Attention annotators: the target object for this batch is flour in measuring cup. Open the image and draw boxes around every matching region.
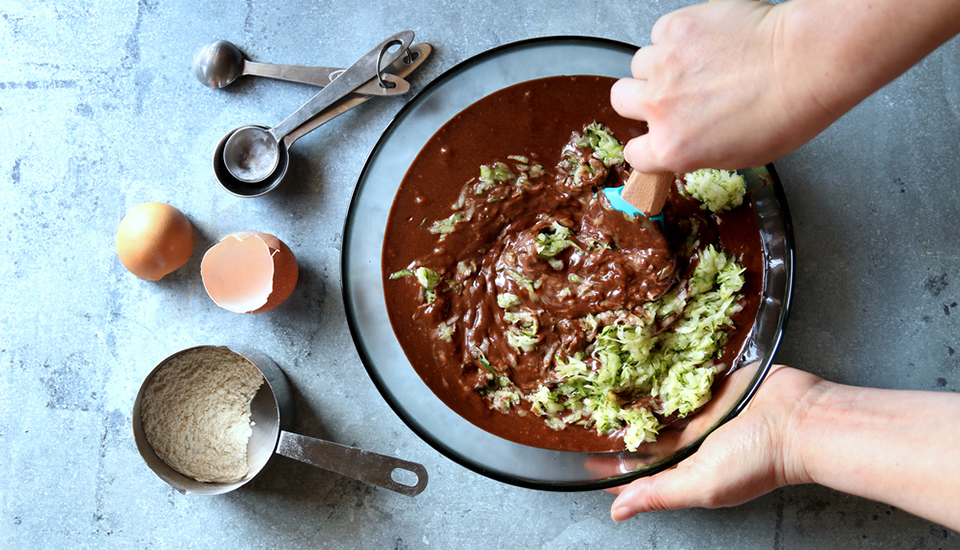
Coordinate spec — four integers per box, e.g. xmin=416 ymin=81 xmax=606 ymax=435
xmin=141 ymin=347 xmax=264 ymax=483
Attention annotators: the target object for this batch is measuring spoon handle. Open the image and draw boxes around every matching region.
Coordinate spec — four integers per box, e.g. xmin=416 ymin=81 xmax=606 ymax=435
xmin=282 ymin=43 xmax=432 ymax=148
xmin=276 ymin=431 xmax=428 ymax=496
xmin=242 ymin=59 xmax=408 ymax=96
xmin=268 ymin=30 xmax=414 ymax=141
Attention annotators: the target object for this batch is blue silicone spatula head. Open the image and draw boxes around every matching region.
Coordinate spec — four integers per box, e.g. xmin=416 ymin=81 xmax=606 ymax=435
xmin=601 ymin=171 xmax=673 ymax=224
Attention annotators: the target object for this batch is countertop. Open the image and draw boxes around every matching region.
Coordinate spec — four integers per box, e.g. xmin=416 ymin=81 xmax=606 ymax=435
xmin=2 ymin=0 xmax=959 ymax=548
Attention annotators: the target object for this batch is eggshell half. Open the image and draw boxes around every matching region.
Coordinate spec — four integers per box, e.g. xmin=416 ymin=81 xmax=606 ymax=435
xmin=200 ymin=232 xmax=298 ymax=313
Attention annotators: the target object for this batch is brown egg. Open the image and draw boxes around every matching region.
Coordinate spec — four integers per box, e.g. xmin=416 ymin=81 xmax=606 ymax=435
xmin=116 ymin=202 xmax=195 ymax=281
xmin=200 ymin=232 xmax=298 ymax=313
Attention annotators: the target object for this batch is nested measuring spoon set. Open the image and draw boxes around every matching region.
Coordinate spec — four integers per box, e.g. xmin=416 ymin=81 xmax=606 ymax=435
xmin=194 ymin=30 xmax=432 ymax=197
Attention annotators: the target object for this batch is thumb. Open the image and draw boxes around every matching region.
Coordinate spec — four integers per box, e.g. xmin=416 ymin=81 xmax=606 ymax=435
xmin=622 ymin=135 xmax=659 ymax=174
xmin=610 ymin=465 xmax=707 ymax=521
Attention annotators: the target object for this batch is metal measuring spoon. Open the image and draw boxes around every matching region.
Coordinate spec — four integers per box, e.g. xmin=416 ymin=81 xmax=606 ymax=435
xmin=212 ymin=42 xmax=432 ymax=198
xmin=222 ymin=30 xmax=414 ymax=184
xmin=193 ymin=39 xmax=408 ymax=96
xmin=133 ymin=346 xmax=428 ymax=496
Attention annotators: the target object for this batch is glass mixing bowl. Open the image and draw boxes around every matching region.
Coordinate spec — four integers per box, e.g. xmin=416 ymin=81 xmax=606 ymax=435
xmin=341 ymin=36 xmax=794 ymax=490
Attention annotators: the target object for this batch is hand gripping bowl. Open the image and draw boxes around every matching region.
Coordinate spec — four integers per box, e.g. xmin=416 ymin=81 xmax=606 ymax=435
xmin=341 ymin=36 xmax=794 ymax=491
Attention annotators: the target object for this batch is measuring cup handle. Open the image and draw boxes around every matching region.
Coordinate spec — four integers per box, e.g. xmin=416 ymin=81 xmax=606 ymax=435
xmin=243 ymin=59 xmax=341 ymax=87
xmin=268 ymin=30 xmax=414 ymax=141
xmin=281 ymin=43 xmax=432 ymax=148
xmin=276 ymin=431 xmax=428 ymax=496
xmin=243 ymin=60 xmax=409 ymax=96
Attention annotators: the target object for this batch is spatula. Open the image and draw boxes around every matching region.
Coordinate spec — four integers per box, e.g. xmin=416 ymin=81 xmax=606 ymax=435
xmin=602 ymin=171 xmax=674 ymax=222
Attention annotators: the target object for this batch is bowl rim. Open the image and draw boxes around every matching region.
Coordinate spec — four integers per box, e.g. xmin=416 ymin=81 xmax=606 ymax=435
xmin=340 ymin=35 xmax=795 ymax=491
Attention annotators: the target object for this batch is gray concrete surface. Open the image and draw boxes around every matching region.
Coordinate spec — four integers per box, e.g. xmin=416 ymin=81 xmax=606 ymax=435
xmin=2 ymin=0 xmax=959 ymax=548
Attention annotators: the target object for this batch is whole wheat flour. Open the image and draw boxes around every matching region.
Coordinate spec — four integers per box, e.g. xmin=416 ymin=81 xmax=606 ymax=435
xmin=141 ymin=346 xmax=264 ymax=483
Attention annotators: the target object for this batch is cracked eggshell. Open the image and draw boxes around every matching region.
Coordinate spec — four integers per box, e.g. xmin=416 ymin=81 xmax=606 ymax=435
xmin=200 ymin=231 xmax=298 ymax=314
xmin=115 ymin=202 xmax=195 ymax=281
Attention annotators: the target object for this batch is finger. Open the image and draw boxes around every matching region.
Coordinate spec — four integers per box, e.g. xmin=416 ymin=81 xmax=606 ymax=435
xmin=622 ymin=135 xmax=667 ymax=174
xmin=610 ymin=466 xmax=705 ymax=521
xmin=650 ymin=9 xmax=670 ymax=45
xmin=630 ymin=45 xmax=657 ymax=79
xmin=603 ymin=462 xmax=680 ymax=497
xmin=649 ymin=7 xmax=680 ymax=44
xmin=609 ymin=78 xmax=648 ymax=121
xmin=651 ymin=0 xmax=723 ymax=44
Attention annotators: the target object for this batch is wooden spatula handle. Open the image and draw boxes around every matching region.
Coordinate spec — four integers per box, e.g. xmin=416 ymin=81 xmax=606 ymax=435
xmin=620 ymin=171 xmax=674 ymax=216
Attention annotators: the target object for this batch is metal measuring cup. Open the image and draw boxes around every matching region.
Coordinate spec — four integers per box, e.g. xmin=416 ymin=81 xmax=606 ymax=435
xmin=132 ymin=345 xmax=428 ymax=496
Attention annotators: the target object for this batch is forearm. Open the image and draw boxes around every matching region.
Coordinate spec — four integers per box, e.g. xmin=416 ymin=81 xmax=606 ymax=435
xmin=786 ymin=380 xmax=960 ymax=530
xmin=779 ymin=0 xmax=960 ymax=117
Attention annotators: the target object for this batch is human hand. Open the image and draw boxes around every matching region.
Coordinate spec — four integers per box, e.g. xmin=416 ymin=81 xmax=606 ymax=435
xmin=611 ymin=0 xmax=960 ymax=173
xmin=610 ymin=0 xmax=835 ymax=173
xmin=608 ymin=365 xmax=823 ymax=521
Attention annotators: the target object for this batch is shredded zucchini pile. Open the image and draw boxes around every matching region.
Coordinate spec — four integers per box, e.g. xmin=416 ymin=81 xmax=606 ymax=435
xmin=492 ymin=245 xmax=745 ymax=451
xmin=683 ymin=168 xmax=747 ymax=213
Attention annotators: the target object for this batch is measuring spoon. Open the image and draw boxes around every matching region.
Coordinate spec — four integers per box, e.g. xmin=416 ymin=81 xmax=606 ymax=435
xmin=193 ymin=39 xmax=408 ymax=95
xmin=212 ymin=42 xmax=432 ymax=197
xmin=222 ymin=30 xmax=414 ymax=184
xmin=133 ymin=346 xmax=428 ymax=496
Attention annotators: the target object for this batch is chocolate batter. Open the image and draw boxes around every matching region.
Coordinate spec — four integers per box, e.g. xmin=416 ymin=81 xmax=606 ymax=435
xmin=382 ymin=76 xmax=763 ymax=452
